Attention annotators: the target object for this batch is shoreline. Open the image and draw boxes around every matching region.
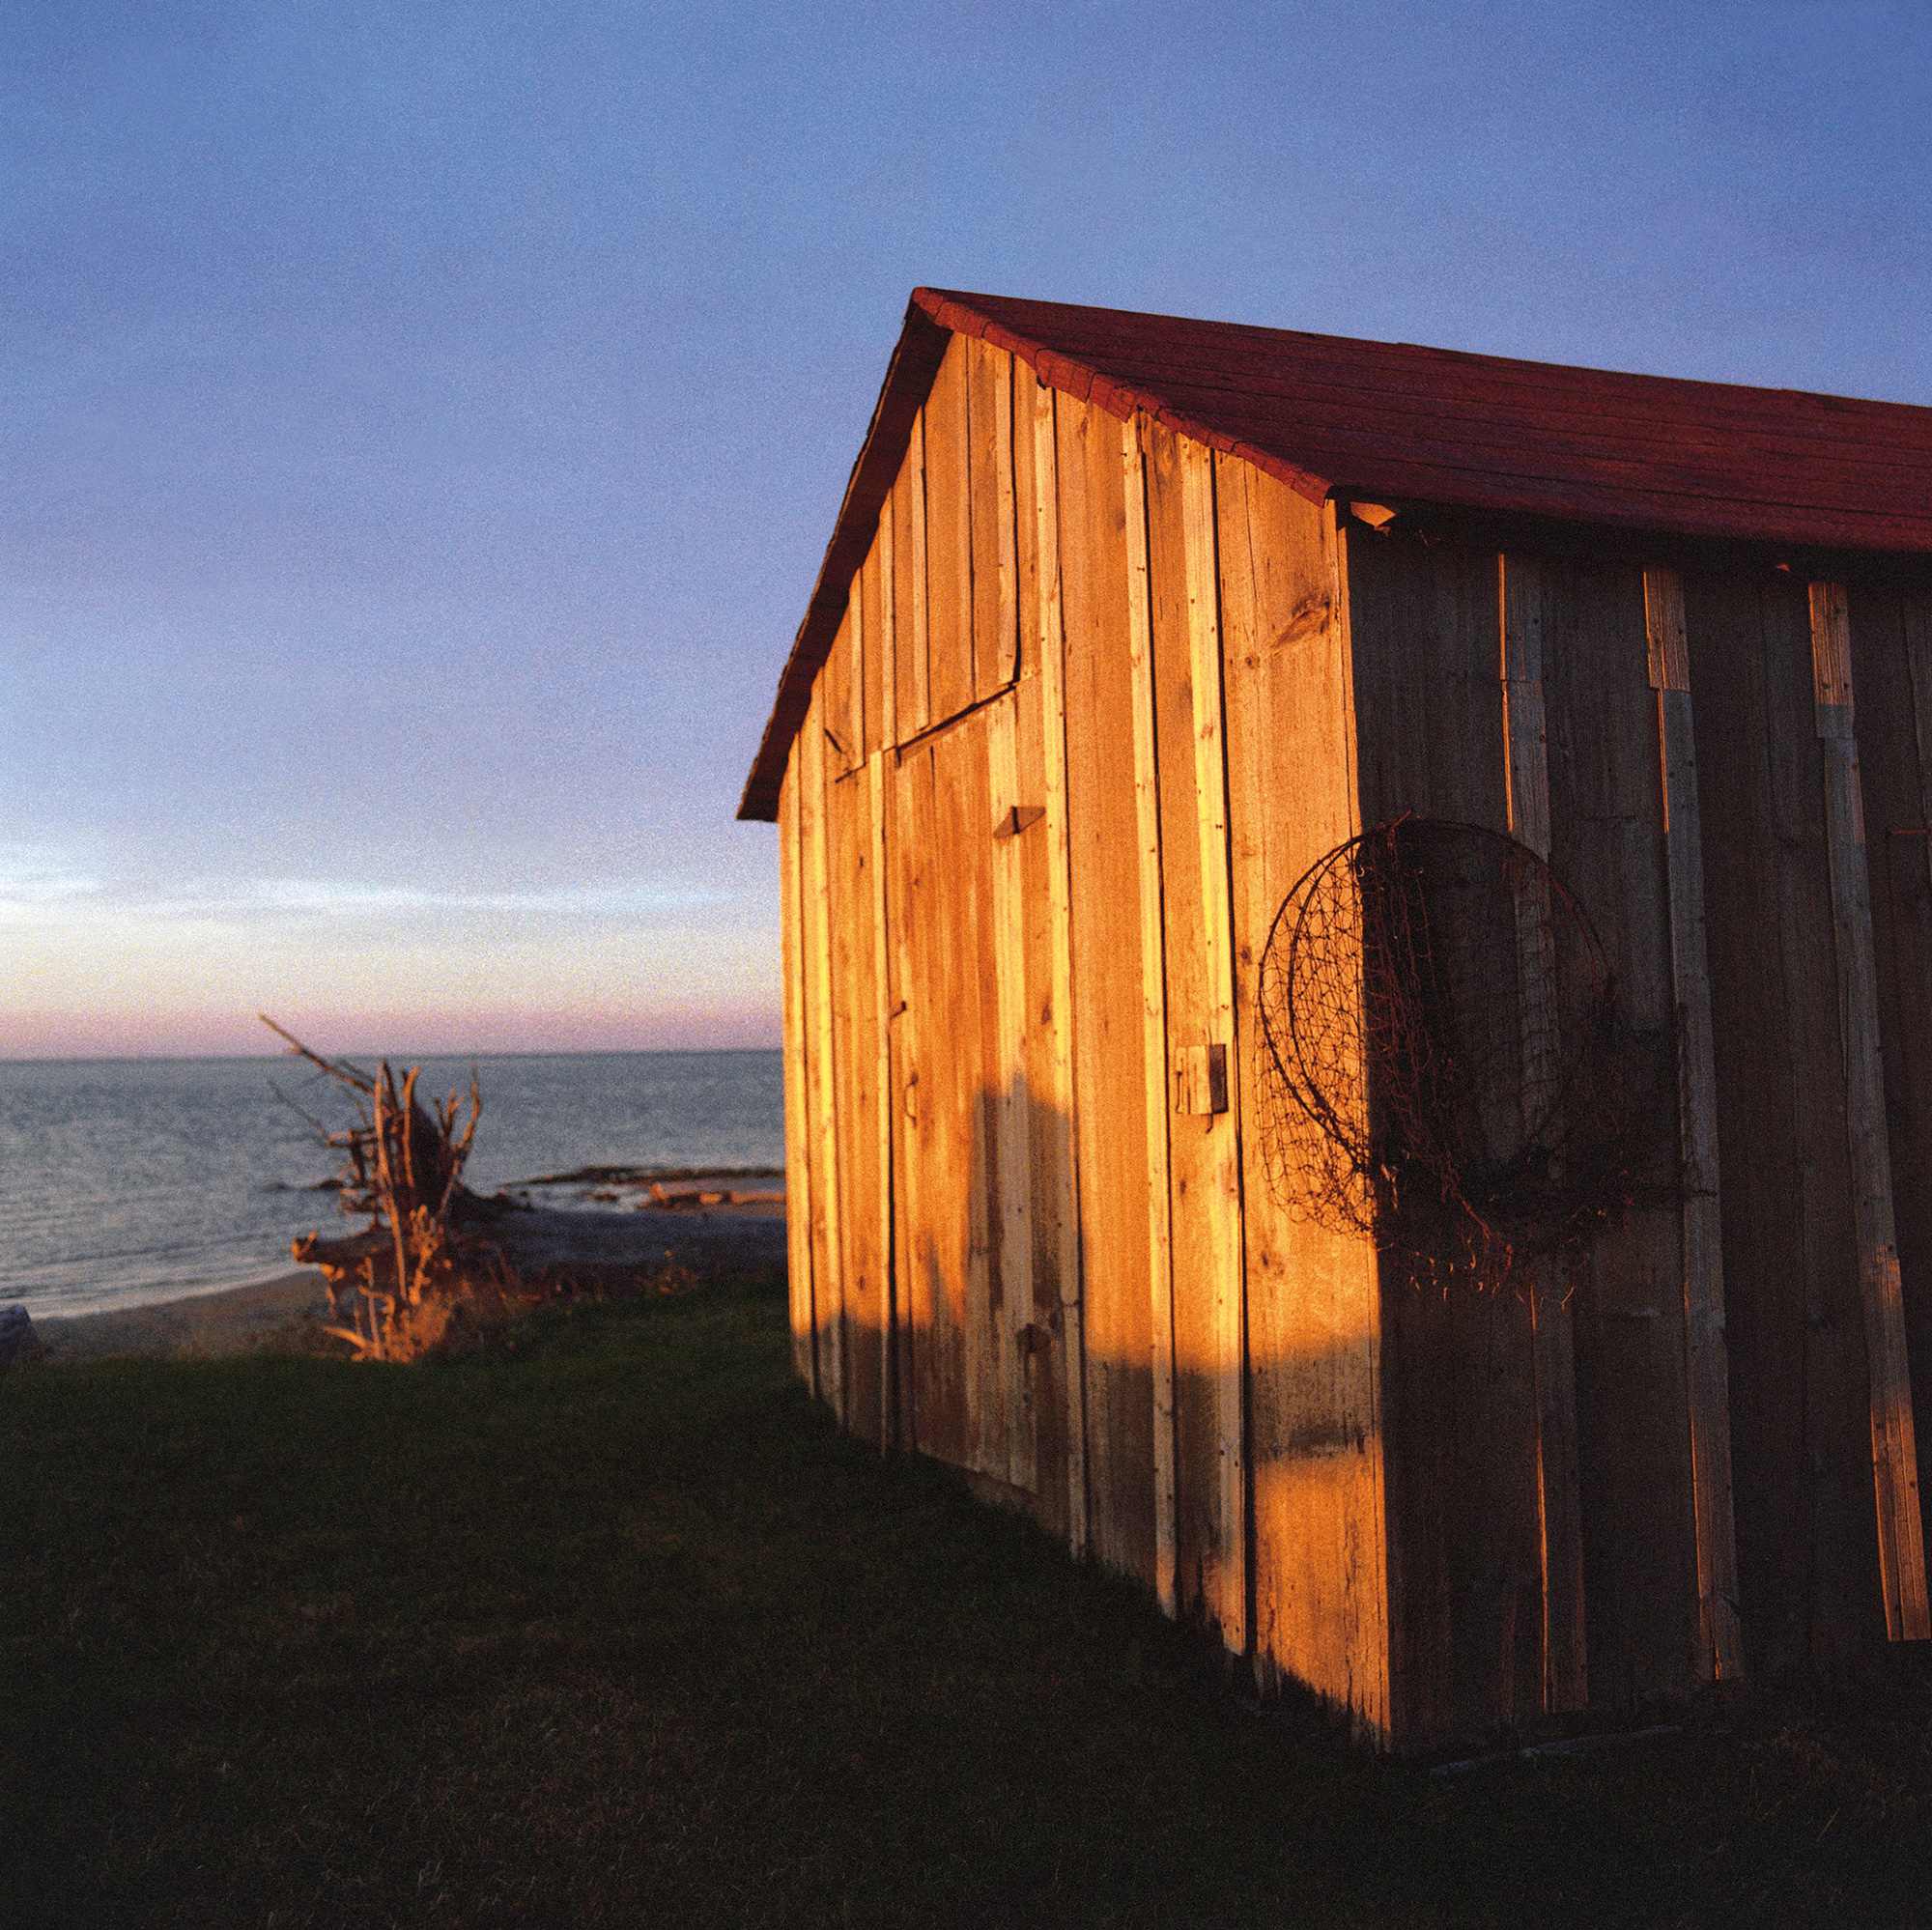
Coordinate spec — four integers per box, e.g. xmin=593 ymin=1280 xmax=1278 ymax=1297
xmin=19 ymin=1190 xmax=789 ymax=1363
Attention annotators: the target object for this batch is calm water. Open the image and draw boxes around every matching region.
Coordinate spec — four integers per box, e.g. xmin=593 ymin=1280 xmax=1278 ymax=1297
xmin=0 ymin=1052 xmax=784 ymax=1320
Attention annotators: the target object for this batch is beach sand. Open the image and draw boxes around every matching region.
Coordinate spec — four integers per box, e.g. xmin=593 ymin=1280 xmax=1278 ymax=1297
xmin=27 ymin=1194 xmax=789 ymax=1363
xmin=33 ymin=1271 xmax=338 ymax=1362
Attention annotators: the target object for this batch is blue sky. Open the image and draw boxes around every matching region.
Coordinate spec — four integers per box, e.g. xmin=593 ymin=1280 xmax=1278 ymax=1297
xmin=4 ymin=1 xmax=1927 ymax=1057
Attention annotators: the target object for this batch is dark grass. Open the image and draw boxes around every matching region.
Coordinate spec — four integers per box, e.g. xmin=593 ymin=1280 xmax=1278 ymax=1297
xmin=5 ymin=1278 xmax=1932 ymax=1927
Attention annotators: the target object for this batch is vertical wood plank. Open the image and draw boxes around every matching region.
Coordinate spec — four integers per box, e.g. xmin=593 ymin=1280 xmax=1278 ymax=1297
xmin=1860 ymin=583 xmax=1932 ymax=1658
xmin=1218 ymin=456 xmax=1388 ymax=1735
xmin=968 ymin=339 xmax=1017 ymax=701
xmin=1147 ymin=421 xmax=1203 ymax=1611
xmin=1500 ymin=553 xmax=1588 ymax=1714
xmin=1179 ymin=434 xmax=1248 ymax=1654
xmin=861 ymin=547 xmax=886 ymax=760
xmin=989 ymin=694 xmax=1037 ymax=1494
xmin=912 ymin=411 xmax=931 ymax=734
xmin=926 ymin=339 xmax=975 ymax=727
xmin=947 ymin=715 xmax=1006 ymax=1485
xmin=1903 ymin=596 xmax=1932 ymax=864
xmin=1761 ymin=576 xmax=1870 ymax=1678
xmin=878 ymin=508 xmax=898 ymax=752
xmin=1014 ymin=672 xmax=1069 ymax=1531
xmin=894 ymin=730 xmax=980 ymax=1471
xmin=1894 ymin=591 xmax=1932 ymax=1518
xmin=1346 ymin=534 xmax=1547 ymax=1742
xmin=820 ymin=595 xmax=858 ymax=776
xmin=1810 ymin=579 xmax=1932 ymax=1642
xmin=870 ymin=750 xmax=897 ymax=1446
xmin=1542 ymin=558 xmax=1702 ymax=1710
xmin=1643 ymin=567 xmax=1746 ymax=1678
xmin=1038 ymin=383 xmax=1088 ymax=1552
xmin=801 ymin=685 xmax=845 ymax=1421
xmin=995 ymin=351 xmax=1019 ymax=685
xmin=1684 ymin=571 xmax=1866 ymax=1684
xmin=850 ymin=556 xmax=873 ymax=765
xmin=890 ymin=747 xmax=929 ymax=1454
xmin=1014 ymin=374 xmax=1038 ymax=682
xmin=893 ymin=416 xmax=930 ymax=740
xmin=779 ymin=759 xmax=816 ymax=1392
xmin=1126 ymin=416 xmax=1179 ymax=1615
xmin=967 ymin=339 xmax=998 ymax=702
xmin=1061 ymin=396 xmax=1157 ymax=1584
xmin=828 ymin=738 xmax=884 ymax=1445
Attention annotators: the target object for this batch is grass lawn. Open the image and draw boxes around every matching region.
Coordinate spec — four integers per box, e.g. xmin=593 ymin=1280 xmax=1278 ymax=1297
xmin=5 ymin=1274 xmax=1932 ymax=1927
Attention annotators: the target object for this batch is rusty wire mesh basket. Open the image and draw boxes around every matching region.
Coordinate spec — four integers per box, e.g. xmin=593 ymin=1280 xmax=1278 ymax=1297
xmin=1255 ymin=818 xmax=1656 ymax=1285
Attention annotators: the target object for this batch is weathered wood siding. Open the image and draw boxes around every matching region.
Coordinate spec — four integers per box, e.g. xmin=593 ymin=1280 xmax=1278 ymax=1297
xmin=1139 ymin=421 xmax=1246 ymax=1644
xmin=1216 ymin=460 xmax=1387 ymax=1733
xmin=1538 ymin=558 xmax=1702 ymax=1710
xmin=781 ymin=332 xmax=1084 ymax=1509
xmin=1059 ymin=390 xmax=1158 ymax=1586
xmin=1856 ymin=584 xmax=1932 ymax=1625
xmin=1341 ymin=532 xmax=1761 ymax=1743
xmin=779 ymin=759 xmax=814 ymax=1391
xmin=1687 ymin=570 xmax=1891 ymax=1681
xmin=1346 ymin=535 xmax=1552 ymax=1745
xmin=768 ymin=322 xmax=1932 ymax=1753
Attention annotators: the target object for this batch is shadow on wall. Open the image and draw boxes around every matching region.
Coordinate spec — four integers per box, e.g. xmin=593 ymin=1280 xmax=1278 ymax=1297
xmin=800 ymin=1069 xmax=1394 ymax=1744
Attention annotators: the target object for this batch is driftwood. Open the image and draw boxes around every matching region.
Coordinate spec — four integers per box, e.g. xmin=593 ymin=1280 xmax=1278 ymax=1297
xmin=266 ymin=1016 xmax=517 ymax=1361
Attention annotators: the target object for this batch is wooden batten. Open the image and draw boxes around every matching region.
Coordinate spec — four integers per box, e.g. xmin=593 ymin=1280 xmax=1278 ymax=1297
xmin=1809 ymin=580 xmax=1932 ymax=1642
xmin=1179 ymin=435 xmax=1249 ymax=1652
xmin=779 ymin=760 xmax=815 ymax=1391
xmin=1125 ymin=417 xmax=1179 ymax=1615
xmin=1034 ymin=378 xmax=1089 ymax=1551
xmin=1499 ymin=553 xmax=1588 ymax=1713
xmin=1643 ymin=567 xmax=1746 ymax=1678
xmin=801 ymin=686 xmax=846 ymax=1420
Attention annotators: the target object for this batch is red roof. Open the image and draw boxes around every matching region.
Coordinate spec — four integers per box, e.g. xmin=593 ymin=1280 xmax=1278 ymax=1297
xmin=739 ymin=288 xmax=1932 ymax=820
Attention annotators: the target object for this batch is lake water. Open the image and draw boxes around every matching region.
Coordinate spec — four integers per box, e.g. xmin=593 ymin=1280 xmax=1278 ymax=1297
xmin=0 ymin=1051 xmax=784 ymax=1320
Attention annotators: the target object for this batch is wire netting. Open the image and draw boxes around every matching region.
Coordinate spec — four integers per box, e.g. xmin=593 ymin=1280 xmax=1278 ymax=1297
xmin=1256 ymin=818 xmax=1660 ymax=1287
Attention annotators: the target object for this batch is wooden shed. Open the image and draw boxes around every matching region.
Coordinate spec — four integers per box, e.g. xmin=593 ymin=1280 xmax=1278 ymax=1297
xmin=738 ymin=288 xmax=1932 ymax=1751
